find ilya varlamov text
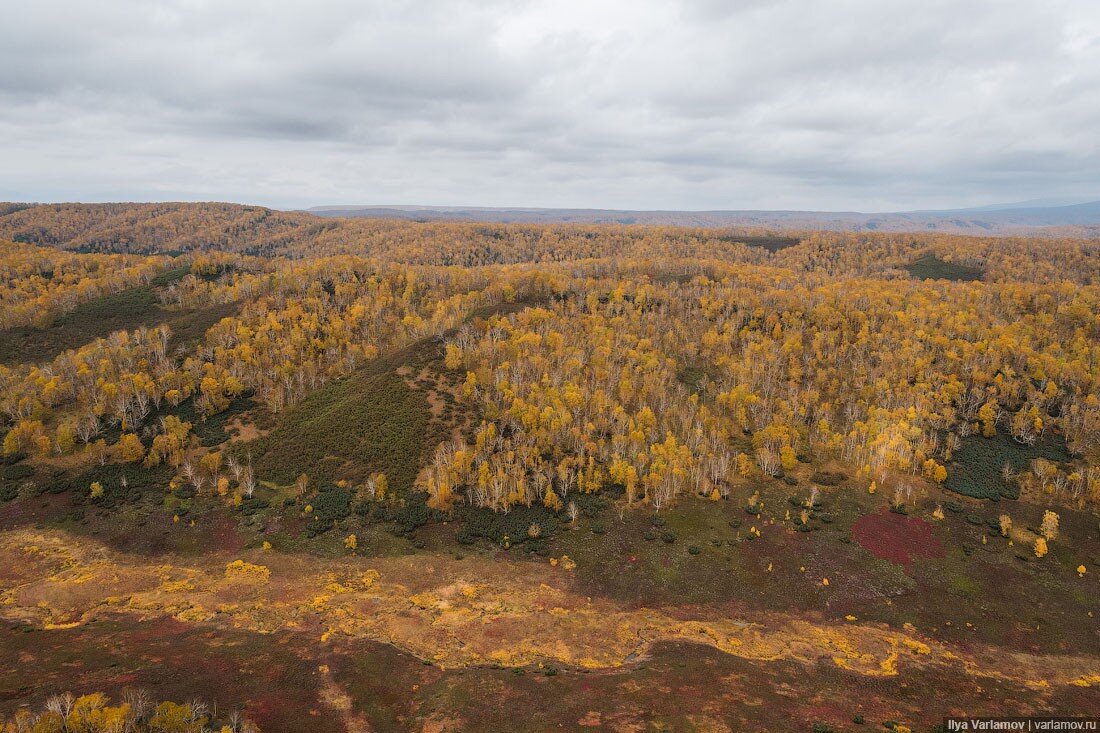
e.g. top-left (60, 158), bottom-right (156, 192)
top-left (946, 719), bottom-right (1099, 731)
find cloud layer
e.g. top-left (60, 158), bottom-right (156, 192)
top-left (2, 0), bottom-right (1098, 210)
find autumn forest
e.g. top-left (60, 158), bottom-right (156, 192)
top-left (1, 202), bottom-right (1098, 732)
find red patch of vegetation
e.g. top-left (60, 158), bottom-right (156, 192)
top-left (0, 491), bottom-right (70, 530)
top-left (851, 509), bottom-right (944, 567)
top-left (211, 515), bottom-right (245, 553)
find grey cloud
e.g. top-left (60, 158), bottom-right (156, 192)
top-left (1, 0), bottom-right (1098, 210)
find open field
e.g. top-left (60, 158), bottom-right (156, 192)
top-left (1, 500), bottom-right (1098, 731)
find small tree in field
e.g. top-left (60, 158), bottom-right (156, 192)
top-left (294, 473), bottom-right (310, 499)
top-left (1040, 510), bottom-right (1059, 542)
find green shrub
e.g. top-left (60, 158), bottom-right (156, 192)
top-left (249, 371), bottom-right (429, 494)
top-left (304, 484), bottom-right (352, 536)
top-left (239, 497), bottom-right (270, 516)
top-left (66, 463), bottom-right (173, 508)
top-left (388, 491), bottom-right (435, 535)
top-left (575, 493), bottom-right (608, 517)
top-left (455, 502), bottom-right (559, 546)
top-left (945, 431), bottom-right (1070, 500)
top-left (904, 253), bottom-right (983, 281)
top-left (0, 464), bottom-right (34, 481)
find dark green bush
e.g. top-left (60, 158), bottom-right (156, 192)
top-left (944, 431), bottom-right (1070, 500)
top-left (454, 502), bottom-right (559, 547)
top-left (904, 253), bottom-right (983, 282)
top-left (239, 496), bottom-right (270, 515)
top-left (574, 493), bottom-right (608, 517)
top-left (249, 371), bottom-right (429, 494)
top-left (0, 464), bottom-right (34, 480)
top-left (304, 484), bottom-right (352, 536)
top-left (389, 491), bottom-right (435, 535)
top-left (67, 463), bottom-right (173, 508)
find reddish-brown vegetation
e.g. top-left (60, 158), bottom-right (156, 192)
top-left (852, 509), bottom-right (945, 567)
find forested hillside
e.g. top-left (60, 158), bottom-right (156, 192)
top-left (1, 204), bottom-right (1098, 732)
top-left (3, 204), bottom-right (1098, 513)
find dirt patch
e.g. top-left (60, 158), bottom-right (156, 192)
top-left (852, 509), bottom-right (945, 567)
top-left (404, 365), bottom-right (475, 445)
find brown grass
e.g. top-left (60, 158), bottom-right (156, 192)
top-left (2, 526), bottom-right (1098, 693)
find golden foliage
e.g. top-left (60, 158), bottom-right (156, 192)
top-left (224, 559), bottom-right (271, 583)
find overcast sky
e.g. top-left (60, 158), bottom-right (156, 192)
top-left (1, 0), bottom-right (1098, 211)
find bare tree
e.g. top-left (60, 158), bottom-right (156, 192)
top-left (226, 454), bottom-right (242, 482)
top-left (45, 692), bottom-right (74, 720)
top-left (123, 687), bottom-right (153, 723)
top-left (187, 698), bottom-right (209, 721)
top-left (240, 466), bottom-right (256, 499)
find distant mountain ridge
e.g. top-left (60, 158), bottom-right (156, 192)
top-left (307, 200), bottom-right (1100, 234)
